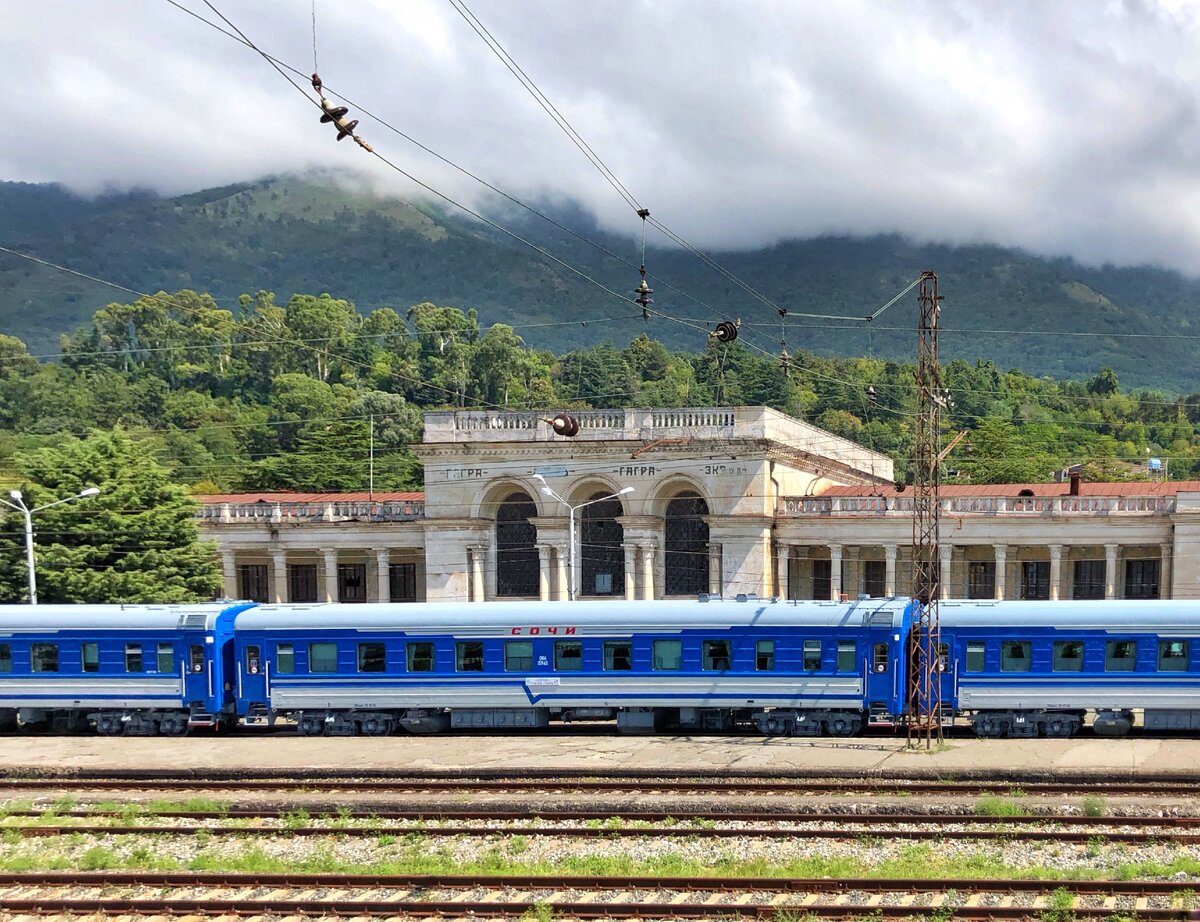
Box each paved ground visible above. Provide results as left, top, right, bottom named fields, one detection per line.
left=2, top=731, right=1200, bottom=778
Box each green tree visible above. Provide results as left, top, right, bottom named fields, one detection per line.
left=0, top=430, right=221, bottom=603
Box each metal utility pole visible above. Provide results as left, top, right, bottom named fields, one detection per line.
left=533, top=475, right=633, bottom=600
left=908, top=270, right=944, bottom=747
left=1, top=487, right=101, bottom=605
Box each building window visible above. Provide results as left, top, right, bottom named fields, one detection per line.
left=456, top=641, right=484, bottom=672
left=702, top=639, right=731, bottom=671
left=653, top=639, right=682, bottom=670
left=802, top=639, right=822, bottom=671
left=157, top=643, right=174, bottom=673
left=756, top=640, right=775, bottom=671
left=496, top=491, right=539, bottom=597
left=664, top=492, right=709, bottom=596
left=554, top=641, right=583, bottom=671
left=837, top=640, right=856, bottom=672
left=125, top=643, right=143, bottom=673
left=337, top=563, right=367, bottom=603
left=81, top=642, right=99, bottom=673
left=581, top=493, right=624, bottom=596
left=862, top=560, right=886, bottom=598
left=276, top=643, right=294, bottom=674
left=238, top=564, right=269, bottom=602
left=1073, top=560, right=1105, bottom=600
left=407, top=642, right=435, bottom=672
left=603, top=641, right=632, bottom=671
left=1053, top=641, right=1083, bottom=672
left=1001, top=640, right=1032, bottom=672
left=812, top=559, right=832, bottom=600
left=1020, top=561, right=1050, bottom=600
left=389, top=563, right=417, bottom=602
left=288, top=564, right=318, bottom=603
left=308, top=643, right=338, bottom=673
left=505, top=641, right=534, bottom=672
left=1125, top=559, right=1160, bottom=599
left=31, top=644, right=58, bottom=673
left=1159, top=640, right=1189, bottom=672
left=0, top=644, right=10, bottom=673
left=967, top=562, right=995, bottom=600
left=358, top=642, right=385, bottom=673
left=1105, top=640, right=1137, bottom=672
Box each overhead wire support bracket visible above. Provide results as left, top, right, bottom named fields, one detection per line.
left=634, top=208, right=654, bottom=321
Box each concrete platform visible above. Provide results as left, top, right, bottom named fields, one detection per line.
left=1, top=732, right=1200, bottom=779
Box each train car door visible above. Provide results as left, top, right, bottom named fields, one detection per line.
left=863, top=609, right=902, bottom=726
left=238, top=640, right=267, bottom=708
left=182, top=634, right=214, bottom=714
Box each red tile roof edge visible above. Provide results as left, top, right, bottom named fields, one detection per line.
left=196, top=492, right=426, bottom=504
left=819, top=481, right=1200, bottom=498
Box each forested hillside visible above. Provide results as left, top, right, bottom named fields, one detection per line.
left=5, top=176, right=1200, bottom=389
left=1, top=290, right=1198, bottom=497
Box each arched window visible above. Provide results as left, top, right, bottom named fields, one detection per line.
left=664, top=492, right=709, bottom=596
left=496, top=491, right=538, bottom=597
left=581, top=493, right=624, bottom=596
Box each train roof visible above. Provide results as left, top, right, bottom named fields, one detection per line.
left=0, top=603, right=247, bottom=633
left=234, top=598, right=912, bottom=632
left=937, top=599, right=1200, bottom=630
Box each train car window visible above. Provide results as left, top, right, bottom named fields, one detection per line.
left=873, top=642, right=889, bottom=673
left=703, top=640, right=731, bottom=671
left=1105, top=640, right=1136, bottom=672
left=965, top=642, right=985, bottom=672
left=802, top=640, right=822, bottom=671
left=189, top=645, right=205, bottom=673
left=1159, top=640, right=1189, bottom=672
left=157, top=643, right=174, bottom=673
left=31, top=644, right=58, bottom=673
left=276, top=643, right=295, bottom=674
left=407, top=642, right=435, bottom=673
left=1000, top=641, right=1031, bottom=672
left=756, top=640, right=775, bottom=671
left=357, top=643, right=385, bottom=673
left=1053, top=641, right=1084, bottom=672
left=554, top=641, right=583, bottom=671
left=245, top=645, right=262, bottom=675
left=0, top=644, right=10, bottom=673
left=125, top=644, right=144, bottom=673
left=308, top=643, right=338, bottom=673
left=80, top=642, right=100, bottom=673
left=937, top=643, right=949, bottom=672
left=653, top=640, right=682, bottom=670
left=837, top=640, right=856, bottom=672
left=456, top=641, right=484, bottom=672
left=603, top=641, right=632, bottom=671
left=505, top=641, right=534, bottom=672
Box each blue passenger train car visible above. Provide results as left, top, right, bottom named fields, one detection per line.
left=937, top=600, right=1200, bottom=737
left=232, top=597, right=914, bottom=736
left=0, top=603, right=250, bottom=734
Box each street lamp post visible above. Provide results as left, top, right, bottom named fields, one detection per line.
left=533, top=475, right=633, bottom=601
left=0, top=487, right=100, bottom=604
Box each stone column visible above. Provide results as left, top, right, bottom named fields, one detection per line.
left=271, top=550, right=287, bottom=603
left=884, top=545, right=898, bottom=597
left=537, top=545, right=551, bottom=602
left=470, top=546, right=485, bottom=602
left=375, top=549, right=391, bottom=603
left=641, top=543, right=655, bottom=600
left=1160, top=543, right=1173, bottom=599
left=829, top=544, right=843, bottom=601
left=220, top=550, right=238, bottom=600
left=939, top=545, right=953, bottom=600
left=555, top=548, right=568, bottom=601
left=993, top=545, right=1008, bottom=600
left=844, top=546, right=860, bottom=599
left=1048, top=544, right=1063, bottom=601
left=1105, top=544, right=1119, bottom=600
left=623, top=545, right=637, bottom=601
left=709, top=543, right=723, bottom=597
left=322, top=549, right=338, bottom=603
left=776, top=544, right=791, bottom=600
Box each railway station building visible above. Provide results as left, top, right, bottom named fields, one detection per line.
left=197, top=406, right=1200, bottom=603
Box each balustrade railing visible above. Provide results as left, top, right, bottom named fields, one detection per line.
left=198, top=499, right=425, bottom=524
left=779, top=494, right=1174, bottom=517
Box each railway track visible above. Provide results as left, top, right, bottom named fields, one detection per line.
left=0, top=872, right=1196, bottom=919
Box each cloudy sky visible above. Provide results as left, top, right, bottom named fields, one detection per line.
left=6, top=1, right=1200, bottom=271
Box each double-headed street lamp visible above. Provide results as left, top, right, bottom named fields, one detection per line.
left=533, top=474, right=633, bottom=601
left=0, top=487, right=100, bottom=604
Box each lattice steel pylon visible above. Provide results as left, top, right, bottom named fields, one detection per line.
left=908, top=270, right=944, bottom=747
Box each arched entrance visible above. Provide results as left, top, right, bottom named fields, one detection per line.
left=580, top=493, right=624, bottom=596
left=664, top=492, right=709, bottom=596
left=496, top=491, right=538, bottom=597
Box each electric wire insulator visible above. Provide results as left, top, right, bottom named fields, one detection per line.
left=311, top=73, right=323, bottom=94
left=550, top=413, right=580, bottom=437
left=867, top=385, right=878, bottom=404
left=711, top=320, right=739, bottom=343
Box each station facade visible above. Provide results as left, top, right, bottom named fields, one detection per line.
left=198, top=406, right=1200, bottom=604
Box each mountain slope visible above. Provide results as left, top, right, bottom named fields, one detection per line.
left=3, top=175, right=1200, bottom=390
